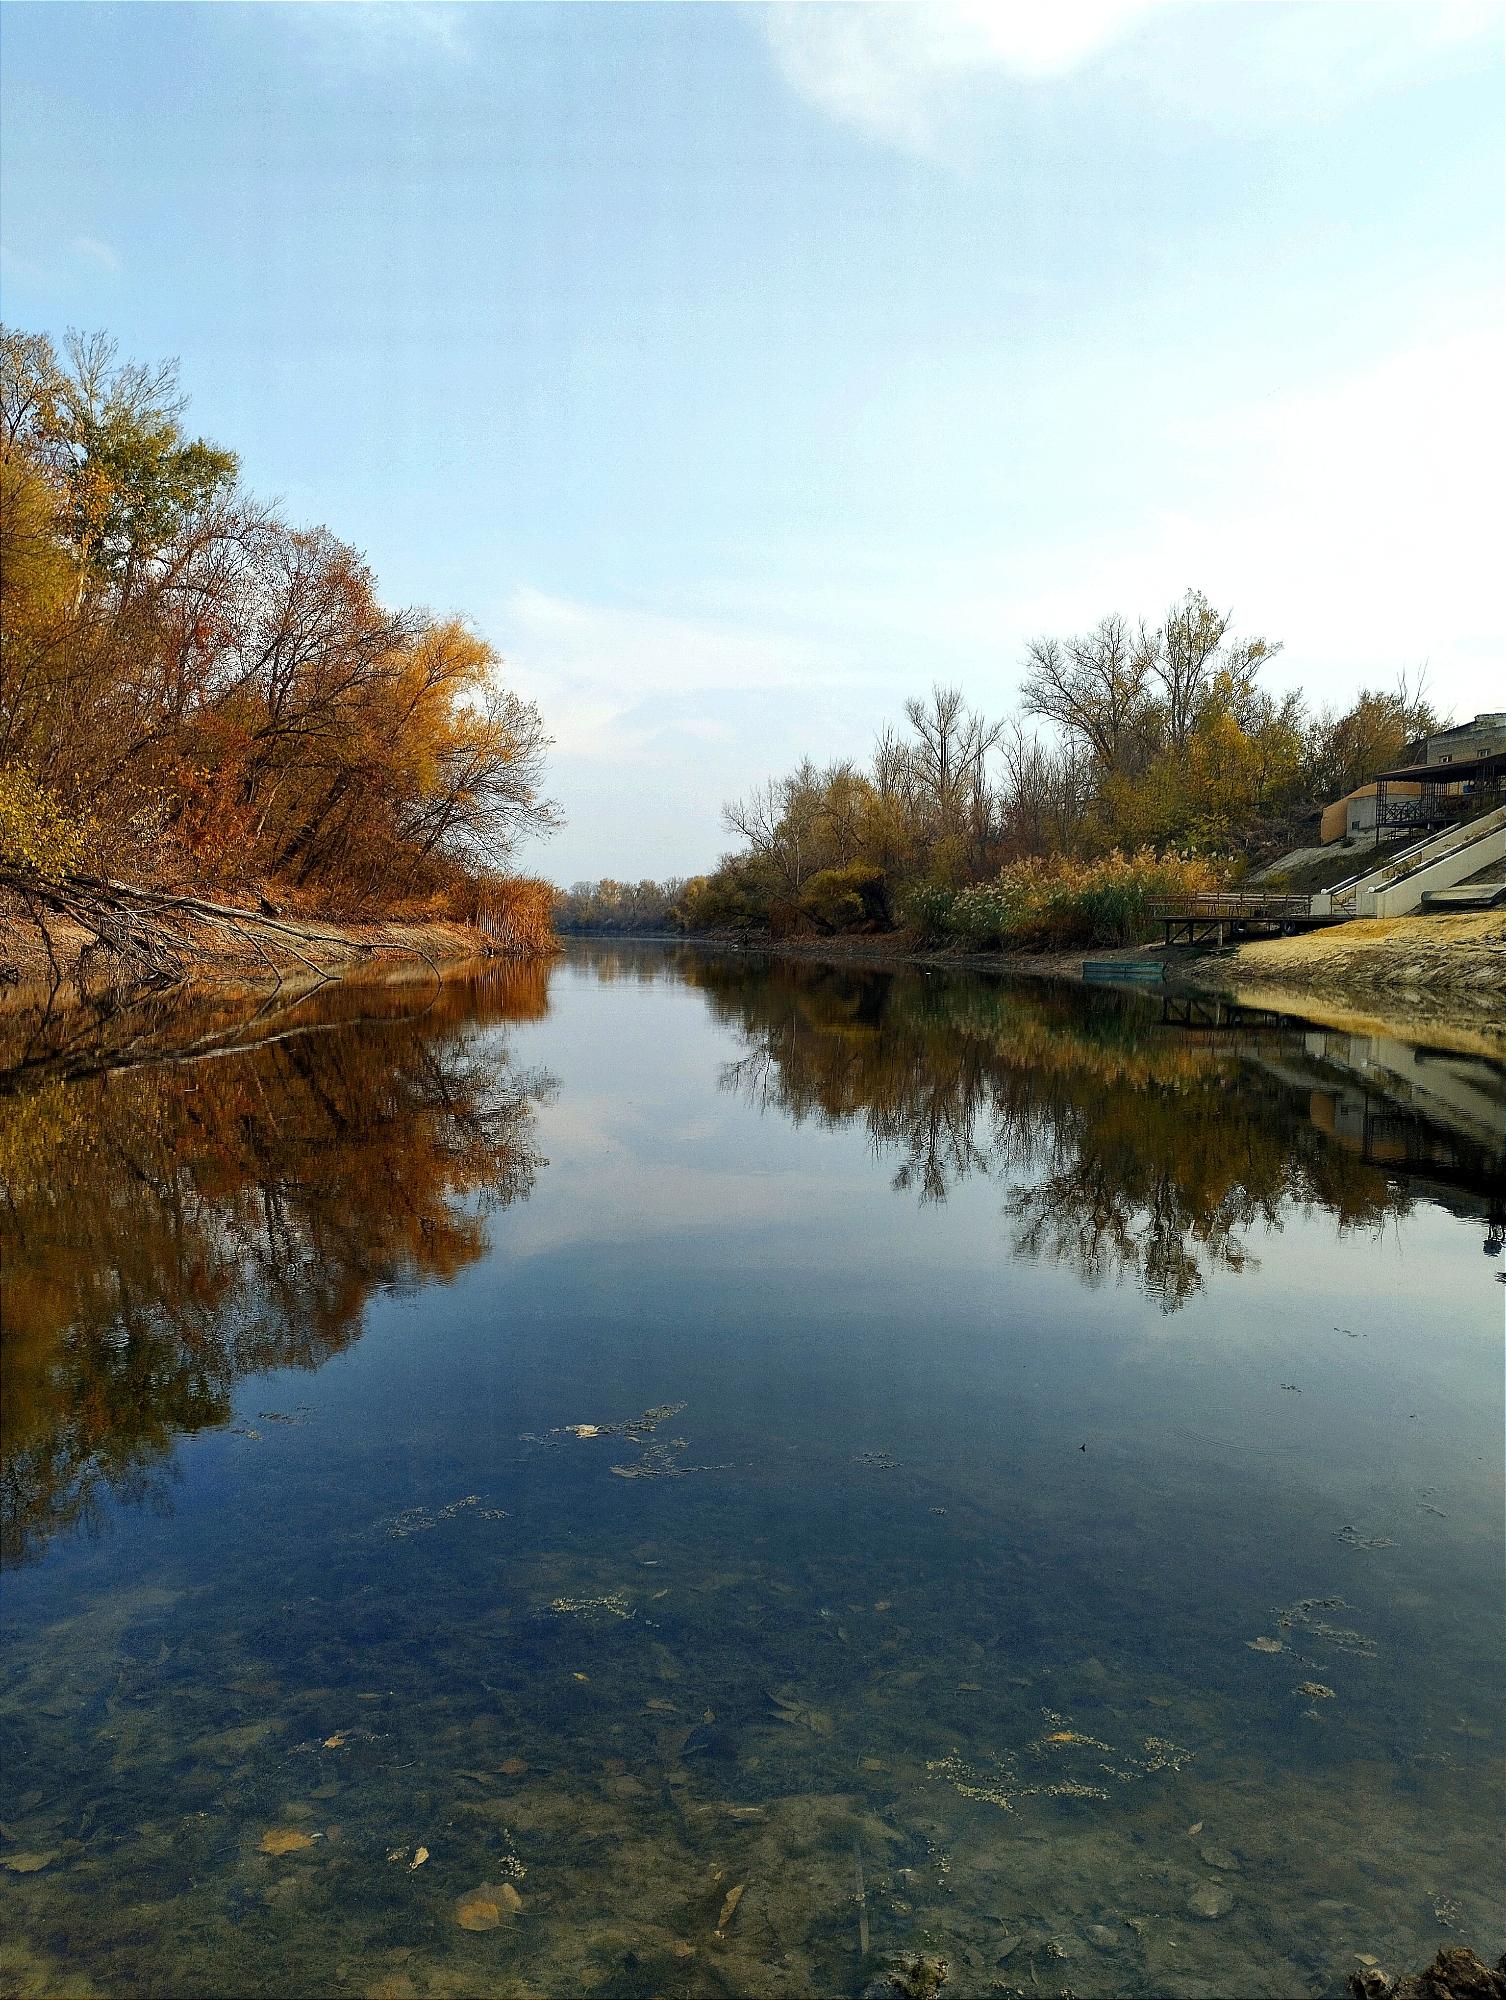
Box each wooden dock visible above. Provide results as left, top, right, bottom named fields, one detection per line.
left=1152, top=894, right=1344, bottom=947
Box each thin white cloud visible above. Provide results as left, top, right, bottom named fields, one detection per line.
left=288, top=2, right=470, bottom=69
left=994, top=325, right=1505, bottom=710
left=753, top=0, right=1500, bottom=153
left=754, top=0, right=1175, bottom=150
left=642, top=321, right=1505, bottom=722
left=500, top=586, right=860, bottom=762
left=72, top=234, right=121, bottom=272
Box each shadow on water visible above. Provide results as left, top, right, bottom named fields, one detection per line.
left=0, top=945, right=1500, bottom=1999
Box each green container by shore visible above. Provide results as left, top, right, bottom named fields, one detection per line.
left=1082, top=960, right=1166, bottom=981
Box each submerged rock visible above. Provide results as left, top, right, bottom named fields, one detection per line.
left=1186, top=1880, right=1235, bottom=1919
left=1199, top=1842, right=1240, bottom=1871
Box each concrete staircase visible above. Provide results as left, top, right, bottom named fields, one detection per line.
left=1310, top=805, right=1506, bottom=919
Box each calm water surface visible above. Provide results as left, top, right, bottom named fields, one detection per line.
left=1, top=946, right=1502, bottom=1999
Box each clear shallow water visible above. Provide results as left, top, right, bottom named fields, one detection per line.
left=1, top=946, right=1502, bottom=2000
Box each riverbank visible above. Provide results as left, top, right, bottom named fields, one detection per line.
left=596, top=928, right=1187, bottom=984
left=1186, top=910, right=1506, bottom=1014
left=624, top=917, right=1506, bottom=1009
left=579, top=914, right=1506, bottom=1042
left=0, top=895, right=546, bottom=997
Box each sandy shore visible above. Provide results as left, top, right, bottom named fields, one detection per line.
left=1186, top=910, right=1506, bottom=1014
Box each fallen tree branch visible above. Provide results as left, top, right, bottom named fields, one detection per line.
left=2, top=865, right=451, bottom=991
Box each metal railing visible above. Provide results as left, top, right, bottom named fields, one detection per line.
left=1149, top=893, right=1315, bottom=919
left=1326, top=804, right=1506, bottom=913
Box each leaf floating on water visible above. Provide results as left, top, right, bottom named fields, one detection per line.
left=409, top=1846, right=429, bottom=1869
left=1246, top=1637, right=1283, bottom=1653
left=0, top=1850, right=59, bottom=1873
left=387, top=1846, right=408, bottom=1864
left=1187, top=1821, right=1204, bottom=1836
left=1294, top=1682, right=1336, bottom=1700
left=258, top=1828, right=320, bottom=1855
left=716, top=1883, right=746, bottom=1933
left=323, top=1731, right=351, bottom=1750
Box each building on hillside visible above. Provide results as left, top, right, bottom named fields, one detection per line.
left=1413, top=712, right=1506, bottom=766
left=1320, top=781, right=1421, bottom=844
left=1318, top=712, right=1506, bottom=844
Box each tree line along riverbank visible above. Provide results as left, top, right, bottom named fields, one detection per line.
left=1, top=327, right=559, bottom=995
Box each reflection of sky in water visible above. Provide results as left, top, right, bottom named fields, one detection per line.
left=1, top=948, right=1501, bottom=1999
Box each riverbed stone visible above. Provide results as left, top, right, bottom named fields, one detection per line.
left=1186, top=1881, right=1235, bottom=1919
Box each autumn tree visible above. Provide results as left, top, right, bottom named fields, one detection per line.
left=1020, top=614, right=1154, bottom=775
left=1, top=324, right=559, bottom=933
left=1304, top=673, right=1443, bottom=801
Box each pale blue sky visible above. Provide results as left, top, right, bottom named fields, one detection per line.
left=2, top=1, right=1502, bottom=881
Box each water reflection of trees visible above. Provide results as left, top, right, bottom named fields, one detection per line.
left=691, top=958, right=1421, bottom=1312
left=0, top=969, right=554, bottom=1565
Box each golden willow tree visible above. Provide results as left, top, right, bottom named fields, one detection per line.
left=0, top=327, right=559, bottom=978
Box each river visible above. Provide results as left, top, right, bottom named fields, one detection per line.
left=1, top=944, right=1501, bottom=1998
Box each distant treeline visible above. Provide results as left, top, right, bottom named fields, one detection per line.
left=553, top=878, right=689, bottom=934
left=669, top=595, right=1442, bottom=949
left=1, top=327, right=558, bottom=955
